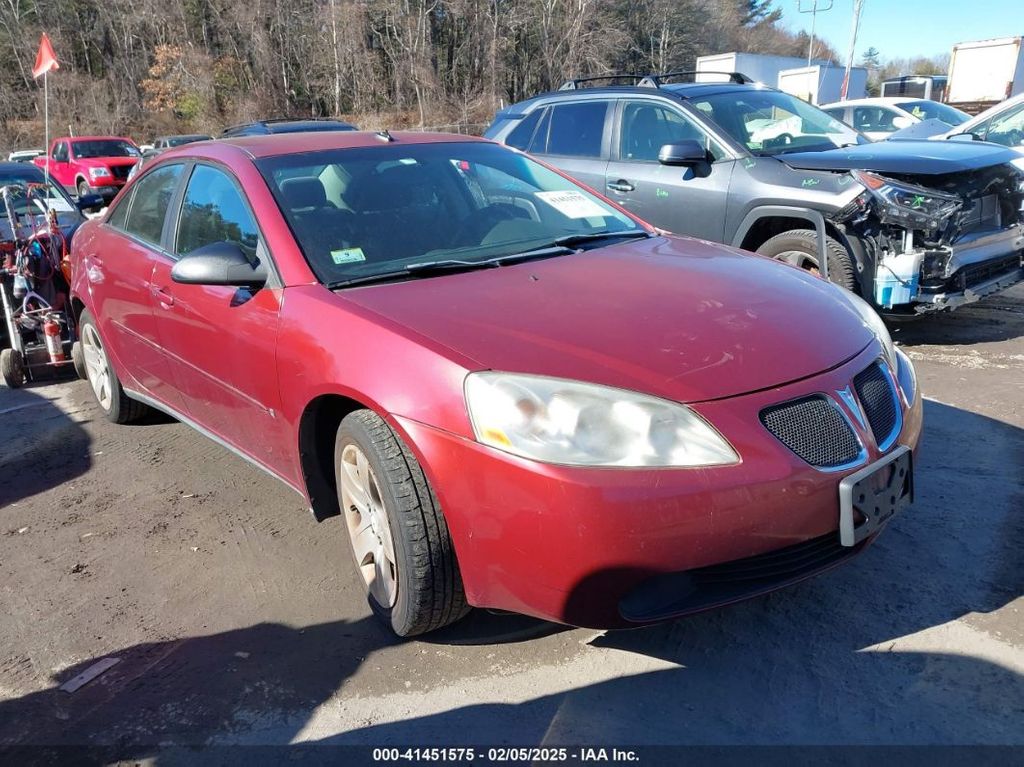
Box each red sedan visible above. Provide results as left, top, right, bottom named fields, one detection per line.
left=68, top=132, right=922, bottom=636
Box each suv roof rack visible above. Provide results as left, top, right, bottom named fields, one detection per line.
left=557, top=74, right=647, bottom=90
left=640, top=71, right=753, bottom=87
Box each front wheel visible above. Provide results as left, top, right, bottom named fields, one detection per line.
left=335, top=410, right=469, bottom=637
left=756, top=229, right=857, bottom=293
left=77, top=179, right=90, bottom=199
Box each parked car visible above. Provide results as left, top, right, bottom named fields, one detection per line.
left=151, top=134, right=212, bottom=151
left=7, top=149, right=44, bottom=163
left=821, top=97, right=969, bottom=140
left=0, top=162, right=100, bottom=352
left=485, top=72, right=1024, bottom=315
left=931, top=92, right=1024, bottom=154
left=68, top=131, right=922, bottom=636
left=220, top=118, right=356, bottom=138
left=33, top=136, right=141, bottom=201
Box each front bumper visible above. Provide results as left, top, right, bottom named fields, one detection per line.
left=915, top=255, right=1024, bottom=312
left=395, top=343, right=923, bottom=628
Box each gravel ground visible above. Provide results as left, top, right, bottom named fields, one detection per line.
left=0, top=286, right=1021, bottom=754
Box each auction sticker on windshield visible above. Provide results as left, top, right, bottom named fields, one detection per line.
left=331, top=247, right=366, bottom=264
left=535, top=190, right=608, bottom=219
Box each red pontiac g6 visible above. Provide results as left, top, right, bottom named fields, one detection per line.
left=69, top=132, right=922, bottom=636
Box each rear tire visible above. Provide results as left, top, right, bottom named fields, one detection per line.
left=1, top=348, right=25, bottom=388
left=335, top=409, right=469, bottom=637
left=78, top=309, right=150, bottom=424
left=756, top=229, right=858, bottom=293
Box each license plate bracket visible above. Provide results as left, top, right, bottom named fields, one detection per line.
left=838, top=446, right=913, bottom=547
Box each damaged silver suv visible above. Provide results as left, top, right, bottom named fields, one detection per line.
left=485, top=72, right=1024, bottom=315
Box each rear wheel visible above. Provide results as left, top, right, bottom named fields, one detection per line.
left=1, top=348, right=25, bottom=388
left=756, top=229, right=857, bottom=293
left=78, top=309, right=150, bottom=424
left=335, top=410, right=469, bottom=637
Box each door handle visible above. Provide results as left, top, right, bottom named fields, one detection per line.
left=607, top=180, right=635, bottom=193
left=151, top=285, right=175, bottom=308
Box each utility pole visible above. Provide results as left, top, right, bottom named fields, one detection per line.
left=841, top=0, right=866, bottom=100
left=798, top=0, right=834, bottom=67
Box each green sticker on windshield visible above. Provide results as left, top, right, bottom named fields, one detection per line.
left=331, top=247, right=366, bottom=264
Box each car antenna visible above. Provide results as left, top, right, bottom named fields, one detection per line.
left=376, top=129, right=394, bottom=142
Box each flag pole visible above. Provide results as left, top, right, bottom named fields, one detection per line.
left=43, top=69, right=49, bottom=189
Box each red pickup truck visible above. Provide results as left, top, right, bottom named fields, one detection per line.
left=34, top=136, right=141, bottom=201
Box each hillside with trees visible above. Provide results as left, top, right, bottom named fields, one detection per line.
left=0, top=0, right=836, bottom=145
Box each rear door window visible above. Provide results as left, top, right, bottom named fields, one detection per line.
left=122, top=164, right=183, bottom=247
left=533, top=101, right=610, bottom=158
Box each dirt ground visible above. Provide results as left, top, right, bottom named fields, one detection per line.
left=0, top=286, right=1021, bottom=755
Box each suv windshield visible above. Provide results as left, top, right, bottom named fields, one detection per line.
left=257, top=141, right=643, bottom=286
left=72, top=140, right=139, bottom=159
left=691, top=90, right=863, bottom=155
left=897, top=100, right=969, bottom=126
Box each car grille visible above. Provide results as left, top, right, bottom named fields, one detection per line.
left=760, top=396, right=861, bottom=468
left=854, top=362, right=899, bottom=449
left=109, top=165, right=132, bottom=180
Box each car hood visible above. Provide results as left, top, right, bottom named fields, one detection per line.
left=340, top=236, right=875, bottom=403
left=779, top=139, right=1021, bottom=175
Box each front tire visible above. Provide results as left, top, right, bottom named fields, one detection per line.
left=78, top=309, right=150, bottom=424
left=756, top=229, right=857, bottom=293
left=335, top=410, right=469, bottom=637
left=77, top=179, right=90, bottom=199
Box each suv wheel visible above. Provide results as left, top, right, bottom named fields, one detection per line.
left=756, top=229, right=857, bottom=292
left=335, top=410, right=469, bottom=637
left=77, top=179, right=90, bottom=198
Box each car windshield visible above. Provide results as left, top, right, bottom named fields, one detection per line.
left=257, top=141, right=643, bottom=286
left=72, top=140, right=139, bottom=159
left=0, top=177, right=80, bottom=224
left=691, top=90, right=864, bottom=155
left=897, top=100, right=969, bottom=126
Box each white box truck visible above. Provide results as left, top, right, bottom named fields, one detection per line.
left=946, top=37, right=1024, bottom=112
left=695, top=52, right=829, bottom=86
left=777, top=64, right=867, bottom=104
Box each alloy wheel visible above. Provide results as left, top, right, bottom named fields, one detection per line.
left=81, top=324, right=113, bottom=411
left=340, top=443, right=398, bottom=608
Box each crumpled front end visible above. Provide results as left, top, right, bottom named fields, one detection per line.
left=831, top=162, right=1024, bottom=313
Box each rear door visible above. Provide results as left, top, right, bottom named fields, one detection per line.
left=149, top=162, right=290, bottom=477
left=604, top=98, right=735, bottom=241
left=518, top=99, right=613, bottom=191
left=86, top=163, right=185, bottom=407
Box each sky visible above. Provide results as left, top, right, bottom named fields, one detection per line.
left=777, top=0, right=1024, bottom=63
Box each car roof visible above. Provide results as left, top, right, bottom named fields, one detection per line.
left=63, top=135, right=135, bottom=142
left=0, top=162, right=44, bottom=177
left=157, top=131, right=489, bottom=162
left=513, top=81, right=778, bottom=110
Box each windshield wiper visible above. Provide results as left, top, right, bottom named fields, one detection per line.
left=326, top=231, right=651, bottom=289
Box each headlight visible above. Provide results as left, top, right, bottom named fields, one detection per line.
left=88, top=167, right=111, bottom=179
left=464, top=372, right=739, bottom=467
left=852, top=170, right=961, bottom=231
left=894, top=347, right=917, bottom=404
left=844, top=291, right=897, bottom=371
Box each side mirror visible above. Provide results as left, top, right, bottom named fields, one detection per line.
left=171, top=241, right=267, bottom=289
left=77, top=194, right=104, bottom=212
left=658, top=140, right=709, bottom=166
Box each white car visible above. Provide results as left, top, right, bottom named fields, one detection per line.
left=822, top=97, right=969, bottom=141
left=6, top=149, right=44, bottom=163
left=930, top=93, right=1024, bottom=155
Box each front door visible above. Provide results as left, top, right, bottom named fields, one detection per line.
left=604, top=99, right=735, bottom=242
left=149, top=163, right=290, bottom=478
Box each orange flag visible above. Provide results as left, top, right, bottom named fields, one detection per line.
left=32, top=33, right=59, bottom=79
